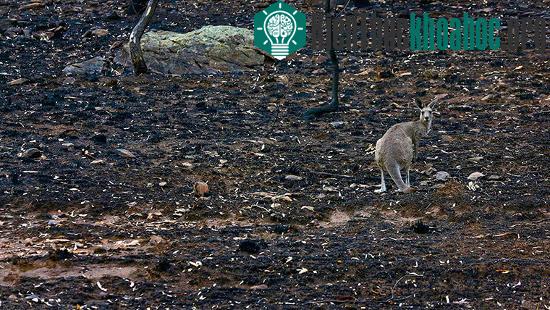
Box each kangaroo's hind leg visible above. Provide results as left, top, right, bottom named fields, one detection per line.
left=385, top=162, right=413, bottom=193
left=374, top=168, right=387, bottom=193
left=406, top=168, right=410, bottom=187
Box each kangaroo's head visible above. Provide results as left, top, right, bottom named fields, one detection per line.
left=415, top=98, right=436, bottom=135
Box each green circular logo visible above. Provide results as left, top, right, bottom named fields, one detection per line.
left=254, top=1, right=307, bottom=60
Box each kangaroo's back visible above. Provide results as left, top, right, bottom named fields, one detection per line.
left=376, top=123, right=415, bottom=168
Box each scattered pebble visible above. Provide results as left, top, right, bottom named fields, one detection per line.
left=285, top=175, right=303, bottom=181
left=19, top=148, right=42, bottom=159
left=91, top=28, right=109, bottom=37
left=435, top=171, right=450, bottom=182
left=468, top=172, right=485, bottom=181
left=181, top=162, right=194, bottom=170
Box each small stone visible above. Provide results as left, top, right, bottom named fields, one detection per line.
left=91, top=28, right=109, bottom=37
left=285, top=175, right=303, bottom=181
left=90, top=159, right=105, bottom=165
left=278, top=75, right=289, bottom=85
left=181, top=162, right=194, bottom=170
left=468, top=172, right=485, bottom=181
left=20, top=148, right=42, bottom=159
left=159, top=181, right=167, bottom=187
left=193, top=182, right=209, bottom=197
left=116, top=148, right=136, bottom=158
left=488, top=175, right=501, bottom=180
left=149, top=235, right=165, bottom=244
left=63, top=56, right=105, bottom=79
left=435, top=171, right=450, bottom=182
left=330, top=121, right=345, bottom=128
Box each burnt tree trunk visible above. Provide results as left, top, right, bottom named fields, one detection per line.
left=129, top=0, right=159, bottom=75
left=304, top=0, right=340, bottom=120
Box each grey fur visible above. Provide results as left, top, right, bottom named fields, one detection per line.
left=374, top=99, right=436, bottom=193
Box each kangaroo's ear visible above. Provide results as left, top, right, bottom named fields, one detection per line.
left=415, top=98, right=423, bottom=109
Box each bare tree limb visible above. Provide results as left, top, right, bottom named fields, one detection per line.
left=129, top=0, right=159, bottom=75
left=304, top=0, right=341, bottom=120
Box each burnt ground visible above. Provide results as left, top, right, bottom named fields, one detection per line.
left=0, top=0, right=549, bottom=308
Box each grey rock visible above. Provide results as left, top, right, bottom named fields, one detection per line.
left=63, top=56, right=105, bottom=78
left=116, top=26, right=265, bottom=75
left=468, top=172, right=485, bottom=181
left=285, top=175, right=303, bottom=181
left=20, top=148, right=42, bottom=159
left=435, top=171, right=450, bottom=182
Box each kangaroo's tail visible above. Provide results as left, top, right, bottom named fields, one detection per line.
left=384, top=161, right=412, bottom=192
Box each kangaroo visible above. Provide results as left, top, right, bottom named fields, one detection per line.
left=374, top=98, right=436, bottom=193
